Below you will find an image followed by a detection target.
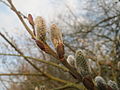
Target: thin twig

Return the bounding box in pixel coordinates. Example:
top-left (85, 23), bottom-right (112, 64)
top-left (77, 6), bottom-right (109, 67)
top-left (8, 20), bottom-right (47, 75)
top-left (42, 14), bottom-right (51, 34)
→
top-left (0, 53), bottom-right (69, 72)
top-left (0, 0), bottom-right (11, 7)
top-left (53, 83), bottom-right (72, 90)
top-left (0, 32), bottom-right (70, 84)
top-left (0, 73), bottom-right (43, 76)
top-left (6, 0), bottom-right (35, 39)
top-left (64, 42), bottom-right (76, 53)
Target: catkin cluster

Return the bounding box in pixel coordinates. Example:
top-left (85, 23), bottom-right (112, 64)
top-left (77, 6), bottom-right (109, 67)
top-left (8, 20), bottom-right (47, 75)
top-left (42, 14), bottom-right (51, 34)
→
top-left (67, 50), bottom-right (90, 76)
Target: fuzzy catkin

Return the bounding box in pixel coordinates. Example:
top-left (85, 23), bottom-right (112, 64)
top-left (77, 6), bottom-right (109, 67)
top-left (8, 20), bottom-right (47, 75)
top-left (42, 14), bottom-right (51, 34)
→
top-left (107, 80), bottom-right (119, 90)
top-left (75, 50), bottom-right (90, 76)
top-left (67, 55), bottom-right (76, 68)
top-left (95, 76), bottom-right (107, 90)
top-left (50, 24), bottom-right (63, 48)
top-left (35, 16), bottom-right (46, 42)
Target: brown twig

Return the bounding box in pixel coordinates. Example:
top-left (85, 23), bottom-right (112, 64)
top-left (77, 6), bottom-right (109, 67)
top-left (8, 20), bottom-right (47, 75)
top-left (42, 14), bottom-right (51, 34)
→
top-left (7, 0), bottom-right (35, 39)
top-left (0, 32), bottom-right (70, 84)
top-left (0, 32), bottom-right (83, 89)
top-left (0, 53), bottom-right (69, 72)
top-left (0, 73), bottom-right (43, 76)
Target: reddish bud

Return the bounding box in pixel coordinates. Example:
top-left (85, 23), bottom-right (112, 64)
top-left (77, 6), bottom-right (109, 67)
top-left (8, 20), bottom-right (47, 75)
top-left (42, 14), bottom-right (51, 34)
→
top-left (28, 14), bottom-right (35, 36)
top-left (56, 42), bottom-right (65, 60)
top-left (83, 75), bottom-right (95, 90)
top-left (107, 85), bottom-right (113, 90)
top-left (36, 40), bottom-right (45, 51)
top-left (28, 14), bottom-right (34, 26)
top-left (36, 40), bottom-right (58, 58)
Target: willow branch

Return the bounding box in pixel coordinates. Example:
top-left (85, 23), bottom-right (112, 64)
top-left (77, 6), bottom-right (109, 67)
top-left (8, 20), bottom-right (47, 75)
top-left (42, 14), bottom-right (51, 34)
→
top-left (3, 0), bottom-right (82, 83)
top-left (0, 55), bottom-right (82, 89)
top-left (0, 32), bottom-right (71, 85)
top-left (0, 0), bottom-right (11, 7)
top-left (0, 73), bottom-right (43, 76)
top-left (6, 0), bottom-right (35, 39)
top-left (0, 32), bottom-right (42, 73)
top-left (53, 84), bottom-right (73, 90)
top-left (0, 53), bottom-right (68, 72)
top-left (53, 83), bottom-right (84, 90)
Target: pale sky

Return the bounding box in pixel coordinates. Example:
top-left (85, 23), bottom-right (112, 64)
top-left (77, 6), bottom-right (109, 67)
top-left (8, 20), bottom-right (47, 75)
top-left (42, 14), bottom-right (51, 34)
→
top-left (0, 0), bottom-right (79, 34)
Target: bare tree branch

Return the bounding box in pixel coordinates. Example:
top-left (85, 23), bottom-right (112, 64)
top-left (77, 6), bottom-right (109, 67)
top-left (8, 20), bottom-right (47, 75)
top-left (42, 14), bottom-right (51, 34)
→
top-left (0, 73), bottom-right (43, 76)
top-left (0, 53), bottom-right (69, 72)
top-left (5, 0), bottom-right (35, 39)
top-left (0, 32), bottom-right (72, 83)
